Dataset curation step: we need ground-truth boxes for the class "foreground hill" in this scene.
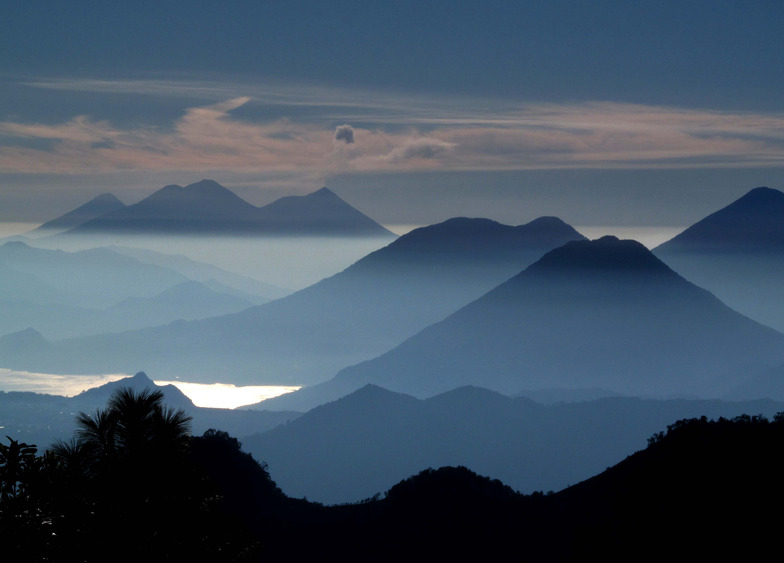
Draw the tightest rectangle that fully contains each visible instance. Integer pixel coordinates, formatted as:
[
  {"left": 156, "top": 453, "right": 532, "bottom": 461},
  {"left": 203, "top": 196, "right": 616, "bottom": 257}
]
[
  {"left": 320, "top": 413, "right": 784, "bottom": 560},
  {"left": 242, "top": 383, "right": 783, "bottom": 504},
  {"left": 0, "top": 216, "right": 584, "bottom": 385},
  {"left": 4, "top": 385, "right": 781, "bottom": 560},
  {"left": 291, "top": 235, "right": 784, "bottom": 409},
  {"left": 654, "top": 186, "right": 784, "bottom": 331},
  {"left": 60, "top": 179, "right": 395, "bottom": 237}
]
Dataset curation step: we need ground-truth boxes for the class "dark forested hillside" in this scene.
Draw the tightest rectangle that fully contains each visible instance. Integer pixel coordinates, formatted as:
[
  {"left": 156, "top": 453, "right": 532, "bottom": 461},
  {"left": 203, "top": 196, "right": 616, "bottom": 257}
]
[{"left": 2, "top": 388, "right": 782, "bottom": 561}]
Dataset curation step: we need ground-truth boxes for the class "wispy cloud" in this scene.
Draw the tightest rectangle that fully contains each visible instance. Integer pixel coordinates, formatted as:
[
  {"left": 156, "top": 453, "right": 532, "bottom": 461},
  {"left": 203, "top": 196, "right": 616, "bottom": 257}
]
[{"left": 2, "top": 81, "right": 784, "bottom": 176}]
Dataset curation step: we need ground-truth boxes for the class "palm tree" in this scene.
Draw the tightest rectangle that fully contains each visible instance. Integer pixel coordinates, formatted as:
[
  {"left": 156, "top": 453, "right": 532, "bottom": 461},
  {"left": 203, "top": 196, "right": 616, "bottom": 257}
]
[
  {"left": 73, "top": 387, "right": 192, "bottom": 465},
  {"left": 74, "top": 408, "right": 117, "bottom": 472}
]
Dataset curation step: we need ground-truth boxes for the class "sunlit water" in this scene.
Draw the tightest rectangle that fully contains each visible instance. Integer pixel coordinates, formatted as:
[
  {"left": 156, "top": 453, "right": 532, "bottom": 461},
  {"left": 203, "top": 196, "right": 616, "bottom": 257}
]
[
  {"left": 155, "top": 380, "right": 300, "bottom": 409},
  {"left": 0, "top": 369, "right": 297, "bottom": 409}
]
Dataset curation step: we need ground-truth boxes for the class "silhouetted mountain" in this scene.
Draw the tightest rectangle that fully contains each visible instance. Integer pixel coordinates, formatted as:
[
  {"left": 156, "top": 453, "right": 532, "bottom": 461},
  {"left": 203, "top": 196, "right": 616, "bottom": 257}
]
[
  {"left": 71, "top": 371, "right": 194, "bottom": 410},
  {"left": 28, "top": 193, "right": 126, "bottom": 236},
  {"left": 656, "top": 186, "right": 784, "bottom": 253},
  {"left": 242, "top": 383, "right": 784, "bottom": 504},
  {"left": 61, "top": 179, "right": 394, "bottom": 237},
  {"left": 545, "top": 413, "right": 784, "bottom": 559},
  {"left": 291, "top": 236, "right": 784, "bottom": 408},
  {"left": 8, "top": 392, "right": 781, "bottom": 560},
  {"left": 654, "top": 186, "right": 784, "bottom": 332},
  {"left": 1, "top": 217, "right": 584, "bottom": 385}
]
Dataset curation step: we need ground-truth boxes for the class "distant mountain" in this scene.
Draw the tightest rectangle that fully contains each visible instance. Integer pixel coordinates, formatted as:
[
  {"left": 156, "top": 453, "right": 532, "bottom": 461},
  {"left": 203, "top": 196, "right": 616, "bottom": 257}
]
[
  {"left": 0, "top": 216, "right": 584, "bottom": 384},
  {"left": 0, "top": 241, "right": 274, "bottom": 339},
  {"left": 72, "top": 371, "right": 195, "bottom": 411},
  {"left": 656, "top": 186, "right": 784, "bottom": 253},
  {"left": 106, "top": 280, "right": 255, "bottom": 325},
  {"left": 105, "top": 245, "right": 289, "bottom": 301},
  {"left": 286, "top": 236, "right": 784, "bottom": 408},
  {"left": 28, "top": 193, "right": 126, "bottom": 236},
  {"left": 0, "top": 280, "right": 258, "bottom": 340},
  {"left": 654, "top": 186, "right": 784, "bottom": 331},
  {"left": 60, "top": 179, "right": 394, "bottom": 237},
  {"left": 0, "top": 240, "right": 188, "bottom": 309},
  {"left": 242, "top": 383, "right": 784, "bottom": 504},
  {"left": 0, "top": 261, "right": 68, "bottom": 305}
]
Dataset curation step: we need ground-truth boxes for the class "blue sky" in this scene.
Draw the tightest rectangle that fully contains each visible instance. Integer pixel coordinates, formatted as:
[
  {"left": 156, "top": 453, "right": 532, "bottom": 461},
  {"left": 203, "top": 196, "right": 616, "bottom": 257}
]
[{"left": 2, "top": 1, "right": 784, "bottom": 228}]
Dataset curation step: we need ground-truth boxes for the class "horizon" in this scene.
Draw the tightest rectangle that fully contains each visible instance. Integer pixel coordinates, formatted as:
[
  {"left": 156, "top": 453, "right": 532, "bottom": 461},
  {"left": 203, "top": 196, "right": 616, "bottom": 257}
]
[{"left": 2, "top": 2, "right": 784, "bottom": 229}]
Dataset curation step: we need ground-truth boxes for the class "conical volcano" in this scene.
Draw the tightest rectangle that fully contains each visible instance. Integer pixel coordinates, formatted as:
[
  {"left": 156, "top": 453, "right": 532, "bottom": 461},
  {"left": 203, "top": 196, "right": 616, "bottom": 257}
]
[
  {"left": 654, "top": 186, "right": 784, "bottom": 332},
  {"left": 328, "top": 236, "right": 784, "bottom": 400},
  {"left": 656, "top": 186, "right": 784, "bottom": 253}
]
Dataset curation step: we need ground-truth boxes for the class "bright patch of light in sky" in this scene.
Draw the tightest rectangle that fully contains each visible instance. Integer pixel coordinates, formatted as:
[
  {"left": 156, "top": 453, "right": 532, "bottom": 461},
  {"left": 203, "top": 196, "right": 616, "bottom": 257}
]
[
  {"left": 575, "top": 226, "right": 685, "bottom": 249},
  {"left": 0, "top": 222, "right": 39, "bottom": 238},
  {"left": 385, "top": 224, "right": 422, "bottom": 236},
  {"left": 155, "top": 381, "right": 300, "bottom": 409},
  {"left": 0, "top": 369, "right": 128, "bottom": 396}
]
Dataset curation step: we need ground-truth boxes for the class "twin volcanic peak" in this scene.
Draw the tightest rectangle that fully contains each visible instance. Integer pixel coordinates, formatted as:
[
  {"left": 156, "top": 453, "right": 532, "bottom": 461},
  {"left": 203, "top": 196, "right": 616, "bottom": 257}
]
[{"left": 55, "top": 180, "right": 395, "bottom": 237}]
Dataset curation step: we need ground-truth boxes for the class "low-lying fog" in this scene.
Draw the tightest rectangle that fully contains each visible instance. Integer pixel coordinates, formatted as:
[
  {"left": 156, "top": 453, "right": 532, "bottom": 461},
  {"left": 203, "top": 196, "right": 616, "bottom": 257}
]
[{"left": 28, "top": 232, "right": 392, "bottom": 291}]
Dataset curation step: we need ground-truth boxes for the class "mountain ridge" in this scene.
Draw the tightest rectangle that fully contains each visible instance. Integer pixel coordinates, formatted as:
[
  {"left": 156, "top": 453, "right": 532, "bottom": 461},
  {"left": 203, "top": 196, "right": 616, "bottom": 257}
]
[
  {"left": 0, "top": 216, "right": 586, "bottom": 385},
  {"left": 653, "top": 185, "right": 784, "bottom": 332},
  {"left": 279, "top": 235, "right": 784, "bottom": 408},
  {"left": 59, "top": 179, "right": 395, "bottom": 238}
]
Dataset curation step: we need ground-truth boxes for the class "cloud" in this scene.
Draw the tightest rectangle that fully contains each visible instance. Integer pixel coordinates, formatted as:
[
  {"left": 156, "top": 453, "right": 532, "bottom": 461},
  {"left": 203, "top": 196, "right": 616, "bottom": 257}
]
[
  {"left": 384, "top": 138, "right": 455, "bottom": 162},
  {"left": 334, "top": 124, "right": 355, "bottom": 144},
  {"left": 2, "top": 93, "right": 784, "bottom": 177}
]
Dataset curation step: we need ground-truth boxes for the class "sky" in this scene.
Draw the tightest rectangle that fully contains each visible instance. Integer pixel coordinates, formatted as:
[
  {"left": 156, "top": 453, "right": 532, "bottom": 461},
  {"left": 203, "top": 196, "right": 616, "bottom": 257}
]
[{"left": 2, "top": 1, "right": 784, "bottom": 230}]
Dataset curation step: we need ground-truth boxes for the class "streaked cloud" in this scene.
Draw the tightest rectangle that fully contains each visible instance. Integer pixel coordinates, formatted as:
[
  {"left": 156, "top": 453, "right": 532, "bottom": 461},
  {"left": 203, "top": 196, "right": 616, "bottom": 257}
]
[{"left": 2, "top": 81, "right": 784, "bottom": 177}]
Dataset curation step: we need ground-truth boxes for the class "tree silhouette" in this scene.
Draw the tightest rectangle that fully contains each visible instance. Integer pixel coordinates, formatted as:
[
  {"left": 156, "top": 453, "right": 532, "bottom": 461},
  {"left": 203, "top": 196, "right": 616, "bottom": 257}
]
[
  {"left": 75, "top": 387, "right": 191, "bottom": 469},
  {"left": 0, "top": 436, "right": 38, "bottom": 502}
]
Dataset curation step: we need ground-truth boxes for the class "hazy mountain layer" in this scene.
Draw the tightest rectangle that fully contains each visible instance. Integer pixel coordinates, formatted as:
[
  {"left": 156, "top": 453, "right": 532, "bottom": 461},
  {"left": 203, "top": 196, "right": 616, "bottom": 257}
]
[
  {"left": 0, "top": 241, "right": 266, "bottom": 339},
  {"left": 105, "top": 244, "right": 289, "bottom": 301},
  {"left": 293, "top": 236, "right": 784, "bottom": 408},
  {"left": 654, "top": 186, "right": 784, "bottom": 332},
  {"left": 243, "top": 383, "right": 783, "bottom": 504},
  {"left": 0, "top": 241, "right": 188, "bottom": 309},
  {"left": 28, "top": 193, "right": 126, "bottom": 237},
  {"left": 0, "top": 216, "right": 584, "bottom": 385}
]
